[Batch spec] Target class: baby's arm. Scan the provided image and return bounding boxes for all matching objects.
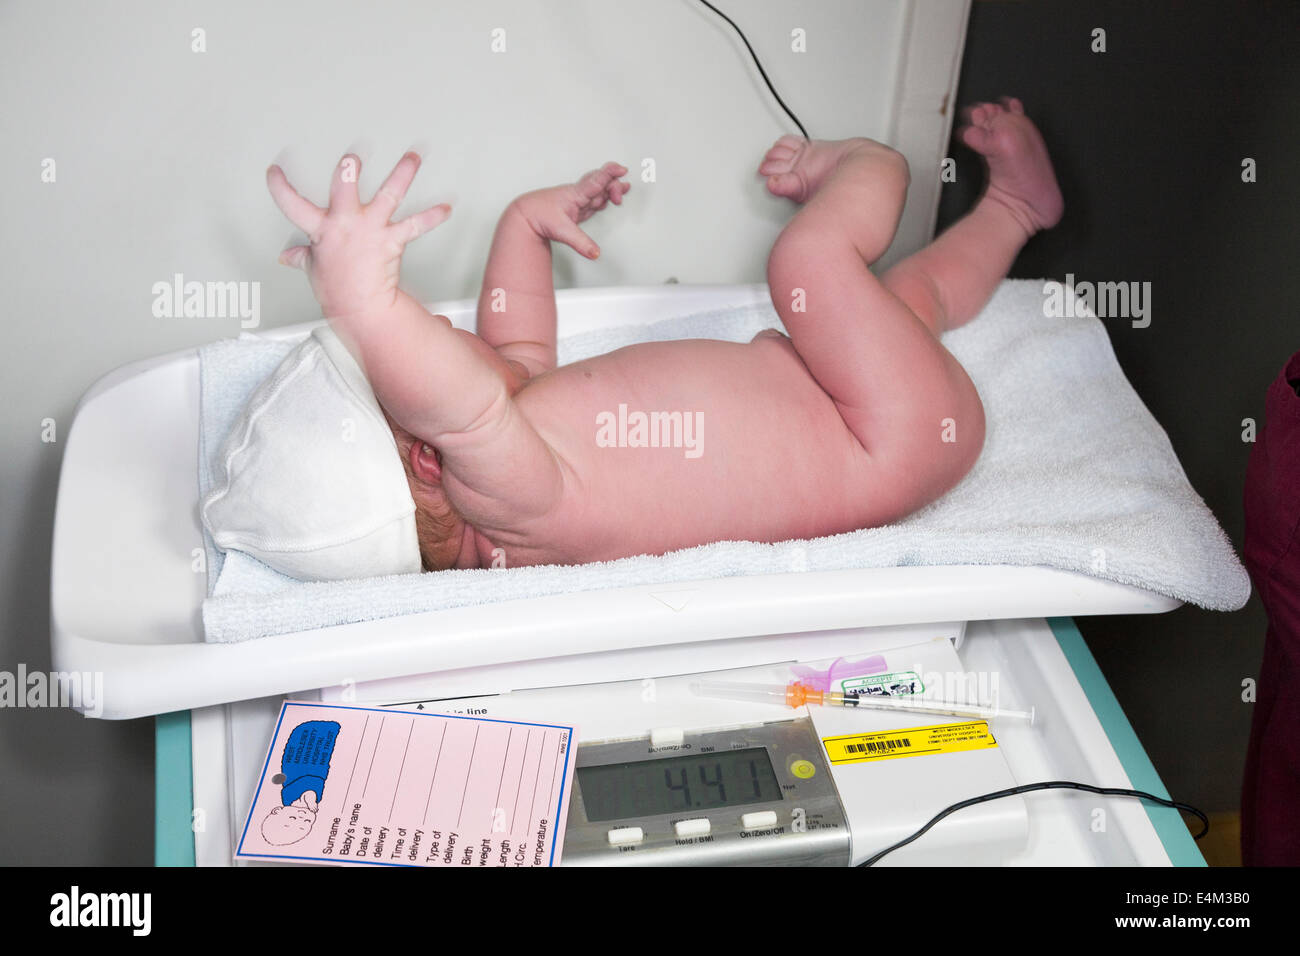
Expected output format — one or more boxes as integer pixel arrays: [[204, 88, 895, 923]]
[[477, 163, 630, 379], [267, 153, 563, 519]]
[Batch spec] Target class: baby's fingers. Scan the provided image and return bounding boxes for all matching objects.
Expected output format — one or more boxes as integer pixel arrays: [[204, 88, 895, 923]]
[[330, 154, 362, 213], [278, 245, 311, 271], [390, 202, 452, 244], [266, 166, 325, 238], [577, 162, 627, 197], [550, 217, 600, 259], [370, 152, 421, 223]]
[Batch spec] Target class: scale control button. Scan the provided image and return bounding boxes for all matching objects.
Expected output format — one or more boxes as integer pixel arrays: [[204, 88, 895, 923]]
[[607, 827, 644, 846], [741, 811, 778, 830], [674, 818, 711, 838], [650, 727, 685, 748]]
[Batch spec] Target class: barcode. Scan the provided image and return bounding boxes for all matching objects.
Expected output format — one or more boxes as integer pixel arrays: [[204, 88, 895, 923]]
[[844, 739, 912, 754]]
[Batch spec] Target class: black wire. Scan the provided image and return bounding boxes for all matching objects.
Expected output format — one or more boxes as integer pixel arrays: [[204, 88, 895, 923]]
[[859, 780, 1209, 867], [694, 0, 810, 140]]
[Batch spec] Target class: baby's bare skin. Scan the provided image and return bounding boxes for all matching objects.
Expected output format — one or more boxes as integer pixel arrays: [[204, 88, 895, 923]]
[[268, 99, 1062, 572], [503, 330, 866, 565]]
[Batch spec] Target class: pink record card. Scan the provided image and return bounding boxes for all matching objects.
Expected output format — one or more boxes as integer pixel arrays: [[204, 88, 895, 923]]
[[236, 701, 578, 867]]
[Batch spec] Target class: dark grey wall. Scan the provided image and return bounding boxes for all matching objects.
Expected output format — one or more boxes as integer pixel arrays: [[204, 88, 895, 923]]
[[940, 0, 1300, 816]]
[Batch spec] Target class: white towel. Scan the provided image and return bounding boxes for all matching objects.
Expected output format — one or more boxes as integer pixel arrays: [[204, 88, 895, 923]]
[[197, 280, 1250, 643]]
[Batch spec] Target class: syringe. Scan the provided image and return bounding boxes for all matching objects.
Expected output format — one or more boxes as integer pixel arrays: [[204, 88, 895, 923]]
[[691, 679, 1035, 723]]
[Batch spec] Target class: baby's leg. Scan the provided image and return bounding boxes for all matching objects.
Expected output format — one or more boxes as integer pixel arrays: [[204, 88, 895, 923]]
[[880, 98, 1063, 333], [761, 136, 985, 518]]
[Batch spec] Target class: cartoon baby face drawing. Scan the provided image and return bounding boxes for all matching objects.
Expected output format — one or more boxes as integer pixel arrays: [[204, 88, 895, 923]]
[[259, 720, 341, 846], [261, 803, 317, 845]]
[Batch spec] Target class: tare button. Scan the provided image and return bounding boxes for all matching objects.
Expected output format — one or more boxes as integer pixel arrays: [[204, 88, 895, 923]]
[[607, 827, 644, 846]]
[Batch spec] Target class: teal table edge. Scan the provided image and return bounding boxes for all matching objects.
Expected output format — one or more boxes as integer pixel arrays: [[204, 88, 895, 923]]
[[152, 617, 1206, 867], [1047, 616, 1206, 866], [155, 710, 195, 866]]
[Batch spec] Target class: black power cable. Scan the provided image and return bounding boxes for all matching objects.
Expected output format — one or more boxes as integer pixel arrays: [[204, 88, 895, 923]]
[[694, 0, 810, 140], [860, 780, 1210, 866]]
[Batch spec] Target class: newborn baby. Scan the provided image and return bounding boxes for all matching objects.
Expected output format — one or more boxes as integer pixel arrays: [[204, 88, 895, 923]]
[[222, 99, 1061, 578]]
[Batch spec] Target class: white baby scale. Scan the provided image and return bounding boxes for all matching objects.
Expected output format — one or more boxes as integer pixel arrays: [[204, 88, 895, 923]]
[[47, 0, 1200, 865], [49, 279, 1194, 867], [51, 278, 1178, 721]]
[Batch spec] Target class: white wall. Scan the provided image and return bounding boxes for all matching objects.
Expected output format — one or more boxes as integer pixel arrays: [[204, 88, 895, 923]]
[[0, 0, 958, 862]]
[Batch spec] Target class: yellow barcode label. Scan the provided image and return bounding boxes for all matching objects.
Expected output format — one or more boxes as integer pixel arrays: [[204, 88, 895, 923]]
[[822, 721, 998, 764]]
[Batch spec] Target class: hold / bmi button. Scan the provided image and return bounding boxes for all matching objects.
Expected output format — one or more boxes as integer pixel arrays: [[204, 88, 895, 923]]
[[674, 818, 711, 838], [607, 826, 644, 846]]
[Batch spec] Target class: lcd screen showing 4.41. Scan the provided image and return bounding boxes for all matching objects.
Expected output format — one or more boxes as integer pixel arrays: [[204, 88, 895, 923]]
[[577, 747, 784, 822]]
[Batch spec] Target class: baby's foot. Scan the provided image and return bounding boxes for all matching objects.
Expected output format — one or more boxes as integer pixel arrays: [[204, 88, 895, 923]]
[[959, 98, 1063, 235], [758, 135, 901, 203]]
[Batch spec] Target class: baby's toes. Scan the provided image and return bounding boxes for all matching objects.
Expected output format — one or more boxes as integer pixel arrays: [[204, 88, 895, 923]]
[[760, 136, 805, 170], [765, 170, 807, 201], [967, 102, 1004, 128], [958, 122, 993, 153], [759, 149, 798, 176]]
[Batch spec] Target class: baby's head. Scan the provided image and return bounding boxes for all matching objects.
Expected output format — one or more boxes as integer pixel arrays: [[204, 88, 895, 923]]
[[380, 407, 467, 572], [261, 804, 317, 846], [202, 325, 466, 581]]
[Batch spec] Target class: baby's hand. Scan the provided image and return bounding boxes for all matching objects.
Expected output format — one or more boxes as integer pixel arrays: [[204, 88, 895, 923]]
[[267, 153, 451, 319], [514, 162, 630, 259]]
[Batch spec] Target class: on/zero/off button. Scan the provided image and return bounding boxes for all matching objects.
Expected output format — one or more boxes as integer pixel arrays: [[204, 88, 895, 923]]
[[607, 827, 644, 846], [650, 727, 685, 748], [741, 811, 778, 830]]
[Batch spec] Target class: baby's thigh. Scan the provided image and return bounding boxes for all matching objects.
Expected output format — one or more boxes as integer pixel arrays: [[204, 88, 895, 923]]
[[858, 349, 986, 521]]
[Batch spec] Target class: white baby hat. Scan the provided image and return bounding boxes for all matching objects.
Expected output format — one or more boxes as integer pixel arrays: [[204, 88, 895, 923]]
[[201, 325, 422, 581]]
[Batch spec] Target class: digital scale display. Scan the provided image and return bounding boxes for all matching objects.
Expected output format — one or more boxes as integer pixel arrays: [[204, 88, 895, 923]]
[[578, 747, 784, 822]]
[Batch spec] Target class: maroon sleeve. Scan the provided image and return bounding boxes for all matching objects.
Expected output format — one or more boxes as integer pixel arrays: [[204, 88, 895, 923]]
[[1242, 350, 1300, 583], [1240, 350, 1300, 866]]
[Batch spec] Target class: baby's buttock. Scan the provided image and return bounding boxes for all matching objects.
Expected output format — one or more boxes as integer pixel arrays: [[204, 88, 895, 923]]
[[505, 333, 876, 563]]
